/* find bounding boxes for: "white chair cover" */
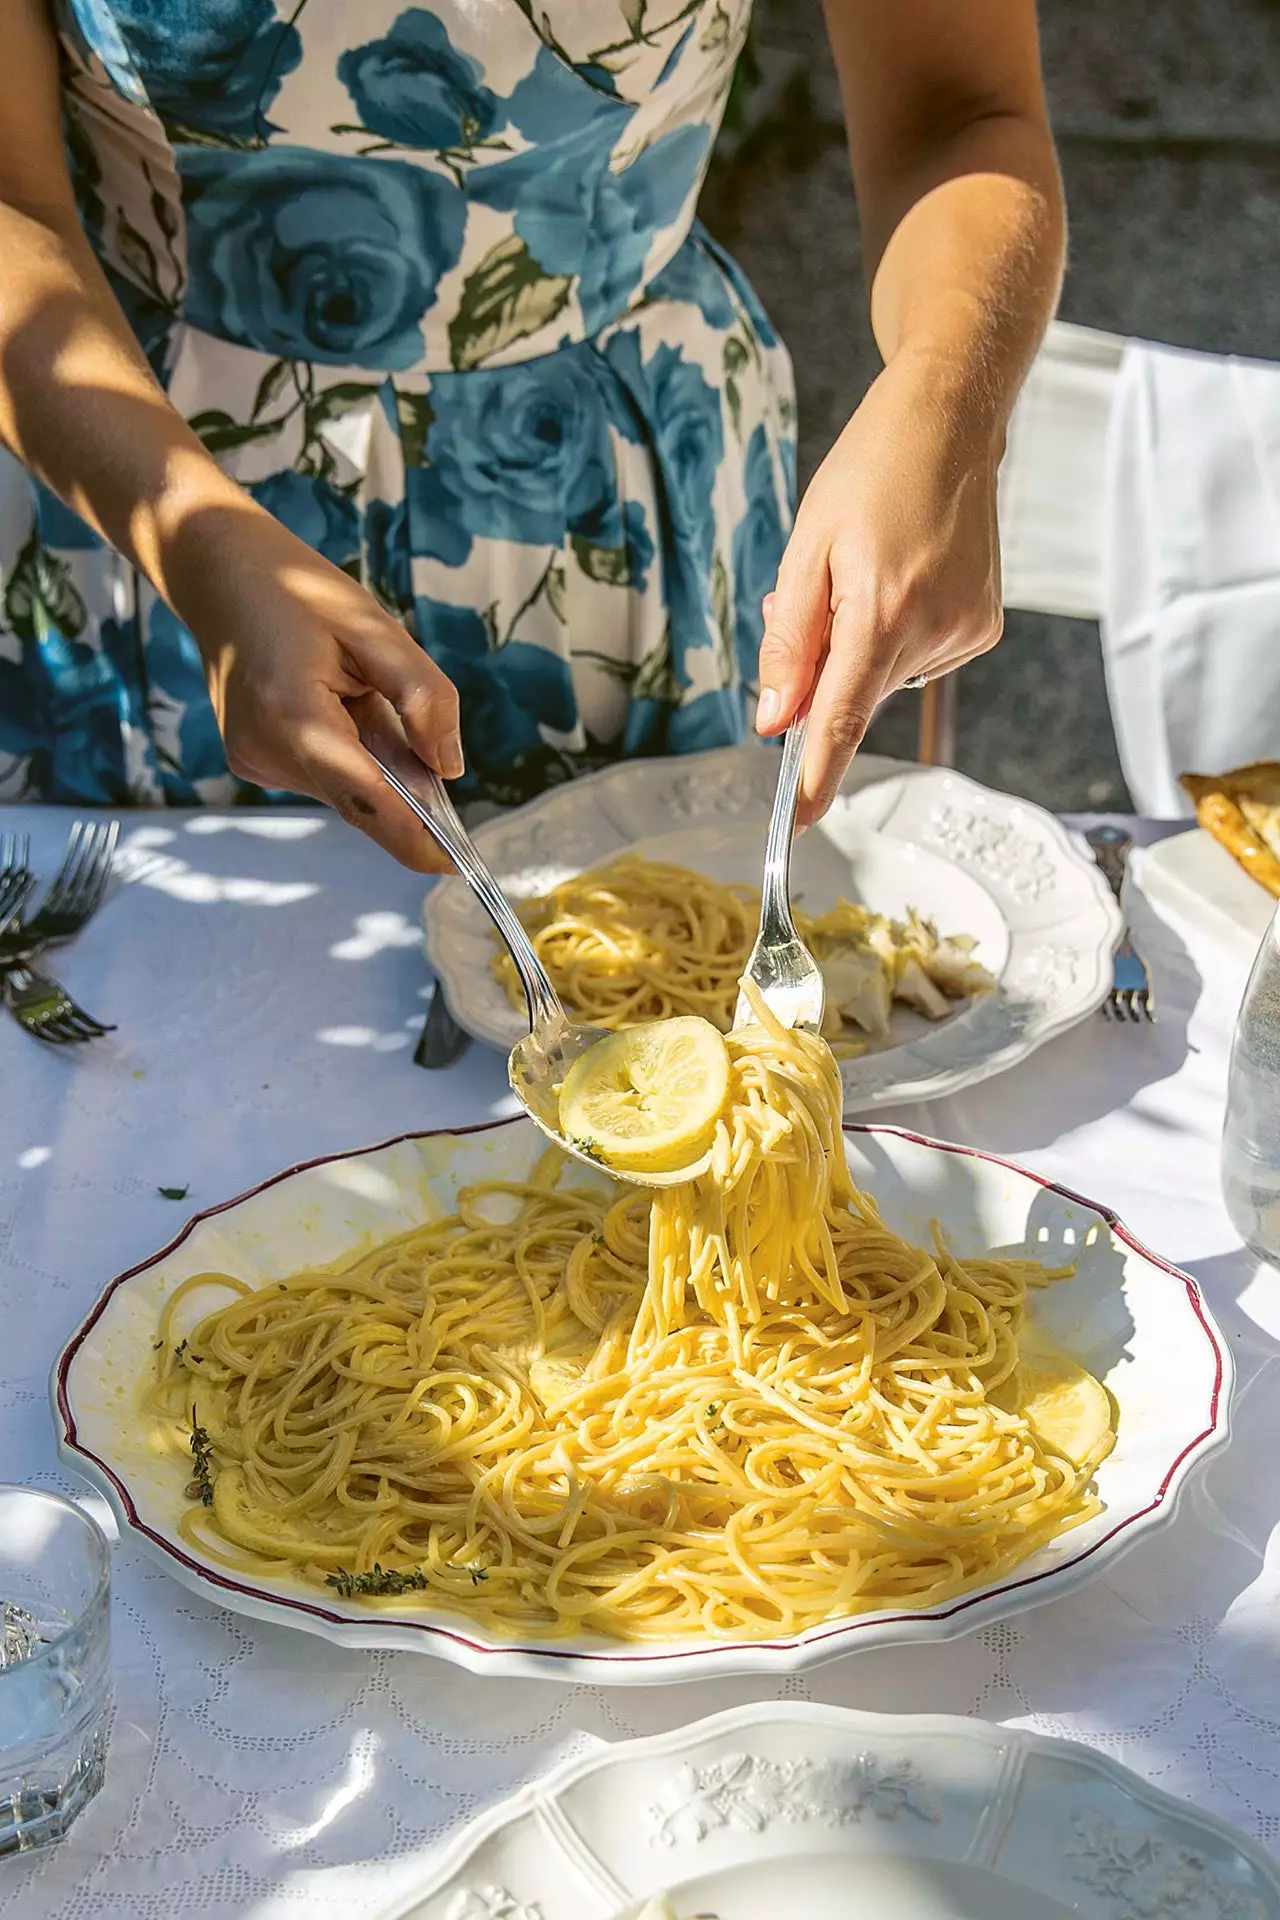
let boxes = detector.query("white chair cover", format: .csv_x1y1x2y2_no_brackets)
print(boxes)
1100,339,1280,817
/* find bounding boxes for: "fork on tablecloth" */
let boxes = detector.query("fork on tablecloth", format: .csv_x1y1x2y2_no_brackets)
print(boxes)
1086,825,1155,1023
0,821,118,1043
0,834,35,939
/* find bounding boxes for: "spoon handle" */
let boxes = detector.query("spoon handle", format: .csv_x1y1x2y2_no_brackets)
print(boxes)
759,715,807,945
368,747,565,1035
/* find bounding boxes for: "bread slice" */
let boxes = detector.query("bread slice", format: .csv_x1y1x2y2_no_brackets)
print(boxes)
1179,762,1280,898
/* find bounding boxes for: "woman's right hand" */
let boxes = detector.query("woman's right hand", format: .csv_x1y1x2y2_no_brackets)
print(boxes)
167,503,463,872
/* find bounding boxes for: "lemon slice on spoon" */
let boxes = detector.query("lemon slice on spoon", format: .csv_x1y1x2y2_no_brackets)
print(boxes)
558,1016,731,1175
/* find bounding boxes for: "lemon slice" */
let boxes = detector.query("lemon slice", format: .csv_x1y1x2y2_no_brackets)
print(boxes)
1004,1331,1114,1470
558,1016,731,1174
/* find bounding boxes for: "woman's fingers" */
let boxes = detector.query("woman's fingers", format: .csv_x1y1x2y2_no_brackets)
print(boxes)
754,539,832,736
343,618,464,780
797,593,894,824
282,689,455,874
798,591,998,824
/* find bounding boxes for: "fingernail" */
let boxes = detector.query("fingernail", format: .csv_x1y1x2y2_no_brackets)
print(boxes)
756,688,781,733
440,734,464,780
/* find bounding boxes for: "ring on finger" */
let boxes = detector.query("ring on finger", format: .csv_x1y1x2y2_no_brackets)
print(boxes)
901,674,929,691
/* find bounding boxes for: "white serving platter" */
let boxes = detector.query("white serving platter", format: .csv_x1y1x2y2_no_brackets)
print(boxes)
54,1115,1228,1684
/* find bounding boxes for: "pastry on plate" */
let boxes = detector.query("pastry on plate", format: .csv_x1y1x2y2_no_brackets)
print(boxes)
1180,762,1280,898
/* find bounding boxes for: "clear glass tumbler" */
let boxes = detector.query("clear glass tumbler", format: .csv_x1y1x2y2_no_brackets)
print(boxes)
0,1486,111,1855
1222,900,1280,1266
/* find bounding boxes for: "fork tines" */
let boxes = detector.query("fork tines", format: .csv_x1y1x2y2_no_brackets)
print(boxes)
1102,988,1154,1022
45,819,120,918
0,832,33,938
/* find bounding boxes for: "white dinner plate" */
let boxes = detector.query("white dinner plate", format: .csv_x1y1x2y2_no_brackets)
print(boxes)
423,750,1122,1112
53,1116,1229,1683
377,1701,1280,1919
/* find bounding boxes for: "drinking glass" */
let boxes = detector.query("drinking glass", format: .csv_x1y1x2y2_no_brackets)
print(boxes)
0,1486,111,1855
1222,901,1280,1266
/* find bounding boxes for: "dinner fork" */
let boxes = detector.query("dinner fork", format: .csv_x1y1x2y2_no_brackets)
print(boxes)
732,715,826,1033
2,963,114,1043
0,833,35,938
0,820,118,1044
1086,825,1155,1023
0,818,119,963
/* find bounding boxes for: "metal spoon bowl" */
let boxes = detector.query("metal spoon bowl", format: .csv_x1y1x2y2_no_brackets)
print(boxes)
364,726,713,1188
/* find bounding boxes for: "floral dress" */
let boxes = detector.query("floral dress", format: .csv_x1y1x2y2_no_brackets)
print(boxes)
0,1,795,808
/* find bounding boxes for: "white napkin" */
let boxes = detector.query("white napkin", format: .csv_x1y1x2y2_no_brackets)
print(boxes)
998,319,1123,620
1101,339,1280,817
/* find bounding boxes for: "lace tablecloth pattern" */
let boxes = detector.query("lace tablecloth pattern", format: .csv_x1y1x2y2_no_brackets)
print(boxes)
2,805,1277,1919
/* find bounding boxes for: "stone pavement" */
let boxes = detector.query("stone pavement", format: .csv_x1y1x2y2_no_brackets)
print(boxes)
701,0,1280,811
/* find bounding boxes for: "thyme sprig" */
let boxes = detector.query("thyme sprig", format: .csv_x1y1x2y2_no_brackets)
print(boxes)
186,1407,215,1506
325,1562,488,1599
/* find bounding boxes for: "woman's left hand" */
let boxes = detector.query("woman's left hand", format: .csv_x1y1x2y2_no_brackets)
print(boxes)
755,348,1005,825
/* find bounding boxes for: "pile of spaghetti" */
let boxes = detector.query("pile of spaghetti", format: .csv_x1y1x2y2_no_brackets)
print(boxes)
146,999,1112,1642
490,854,994,1050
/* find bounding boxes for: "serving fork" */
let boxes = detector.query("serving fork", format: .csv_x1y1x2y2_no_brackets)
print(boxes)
1086,824,1154,1023
732,715,825,1034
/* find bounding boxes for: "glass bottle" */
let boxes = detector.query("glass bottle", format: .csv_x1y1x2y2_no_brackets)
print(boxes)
1222,901,1280,1264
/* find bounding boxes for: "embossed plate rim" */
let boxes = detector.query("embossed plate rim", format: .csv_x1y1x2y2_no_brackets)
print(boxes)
420,749,1122,1112
373,1700,1280,1919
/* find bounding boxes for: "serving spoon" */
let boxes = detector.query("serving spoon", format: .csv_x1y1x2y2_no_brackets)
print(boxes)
362,721,710,1188
366,714,819,1187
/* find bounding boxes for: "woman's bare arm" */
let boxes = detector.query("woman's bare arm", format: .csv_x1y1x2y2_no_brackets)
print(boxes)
758,0,1065,819
0,0,459,866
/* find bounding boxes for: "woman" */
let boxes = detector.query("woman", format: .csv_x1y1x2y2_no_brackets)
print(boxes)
0,2,1062,870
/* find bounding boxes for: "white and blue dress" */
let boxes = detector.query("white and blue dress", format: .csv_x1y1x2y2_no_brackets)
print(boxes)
0,1,795,807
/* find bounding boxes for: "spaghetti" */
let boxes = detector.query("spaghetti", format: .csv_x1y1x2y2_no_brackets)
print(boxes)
490,855,994,1051
146,992,1111,1642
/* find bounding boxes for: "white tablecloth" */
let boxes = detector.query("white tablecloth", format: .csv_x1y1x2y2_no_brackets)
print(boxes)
3,805,1277,1919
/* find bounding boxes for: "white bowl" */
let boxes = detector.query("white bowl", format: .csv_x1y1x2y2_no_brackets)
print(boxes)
423,750,1123,1111
53,1117,1228,1684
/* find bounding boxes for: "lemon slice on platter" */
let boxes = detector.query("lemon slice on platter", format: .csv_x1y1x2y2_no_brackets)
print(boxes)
1003,1330,1115,1470
558,1015,731,1175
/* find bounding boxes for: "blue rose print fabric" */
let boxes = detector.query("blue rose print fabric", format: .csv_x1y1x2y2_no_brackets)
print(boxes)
0,1,795,808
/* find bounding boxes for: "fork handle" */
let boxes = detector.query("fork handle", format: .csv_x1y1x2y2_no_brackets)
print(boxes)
1086,824,1132,903
758,716,807,945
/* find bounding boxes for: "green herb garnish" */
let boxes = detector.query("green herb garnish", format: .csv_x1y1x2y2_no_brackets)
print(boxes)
325,1564,431,1599
325,1561,488,1599
158,1185,189,1201
186,1408,215,1507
